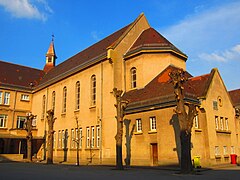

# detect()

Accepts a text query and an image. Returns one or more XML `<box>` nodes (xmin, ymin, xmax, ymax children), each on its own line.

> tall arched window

<box><xmin>131</xmin><ymin>67</ymin><xmax>137</xmax><ymax>88</ymax></box>
<box><xmin>75</xmin><ymin>81</ymin><xmax>80</xmax><ymax>110</ymax></box>
<box><xmin>42</xmin><ymin>95</ymin><xmax>46</xmax><ymax>119</ymax></box>
<box><xmin>62</xmin><ymin>87</ymin><xmax>67</xmax><ymax>113</ymax></box>
<box><xmin>91</xmin><ymin>75</ymin><xmax>96</xmax><ymax>106</ymax></box>
<box><xmin>52</xmin><ymin>91</ymin><xmax>56</xmax><ymax>111</ymax></box>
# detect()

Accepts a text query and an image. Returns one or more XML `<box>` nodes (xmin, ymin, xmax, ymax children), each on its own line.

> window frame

<box><xmin>220</xmin><ymin>117</ymin><xmax>224</xmax><ymax>130</ymax></box>
<box><xmin>136</xmin><ymin>119</ymin><xmax>142</xmax><ymax>132</ymax></box>
<box><xmin>90</xmin><ymin>75</ymin><xmax>96</xmax><ymax>106</ymax></box>
<box><xmin>86</xmin><ymin>127</ymin><xmax>90</xmax><ymax>148</ymax></box>
<box><xmin>21</xmin><ymin>94</ymin><xmax>30</xmax><ymax>101</ymax></box>
<box><xmin>91</xmin><ymin>127</ymin><xmax>95</xmax><ymax>148</ymax></box>
<box><xmin>0</xmin><ymin>91</ymin><xmax>2</xmax><ymax>104</ymax></box>
<box><xmin>215</xmin><ymin>116</ymin><xmax>219</xmax><ymax>130</ymax></box>
<box><xmin>52</xmin><ymin>91</ymin><xmax>56</xmax><ymax>111</ymax></box>
<box><xmin>96</xmin><ymin>126</ymin><xmax>100</xmax><ymax>148</ymax></box>
<box><xmin>62</xmin><ymin>87</ymin><xmax>67</xmax><ymax>113</ymax></box>
<box><xmin>150</xmin><ymin>116</ymin><xmax>157</xmax><ymax>131</ymax></box>
<box><xmin>61</xmin><ymin>130</ymin><xmax>65</xmax><ymax>149</ymax></box>
<box><xmin>0</xmin><ymin>114</ymin><xmax>7</xmax><ymax>128</ymax></box>
<box><xmin>58</xmin><ymin>130</ymin><xmax>61</xmax><ymax>149</ymax></box>
<box><xmin>17</xmin><ymin>116</ymin><xmax>26</xmax><ymax>129</ymax></box>
<box><xmin>130</xmin><ymin>67</ymin><xmax>137</xmax><ymax>89</ymax></box>
<box><xmin>213</xmin><ymin>100</ymin><xmax>218</xmax><ymax>110</ymax></box>
<box><xmin>79</xmin><ymin>128</ymin><xmax>82</xmax><ymax>149</ymax></box>
<box><xmin>42</xmin><ymin>95</ymin><xmax>46</xmax><ymax>119</ymax></box>
<box><xmin>75</xmin><ymin>81</ymin><xmax>80</xmax><ymax>110</ymax></box>
<box><xmin>225</xmin><ymin>118</ymin><xmax>229</xmax><ymax>131</ymax></box>
<box><xmin>4</xmin><ymin>92</ymin><xmax>10</xmax><ymax>105</ymax></box>
<box><xmin>71</xmin><ymin>128</ymin><xmax>75</xmax><ymax>149</ymax></box>
<box><xmin>53</xmin><ymin>131</ymin><xmax>56</xmax><ymax>150</ymax></box>
<box><xmin>215</xmin><ymin>146</ymin><xmax>220</xmax><ymax>156</ymax></box>
<box><xmin>223</xmin><ymin>146</ymin><xmax>228</xmax><ymax>155</ymax></box>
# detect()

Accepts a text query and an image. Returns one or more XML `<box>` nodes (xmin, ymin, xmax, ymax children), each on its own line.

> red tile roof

<box><xmin>229</xmin><ymin>89</ymin><xmax>240</xmax><ymax>107</ymax></box>
<box><xmin>38</xmin><ymin>23</ymin><xmax>132</xmax><ymax>87</ymax></box>
<box><xmin>0</xmin><ymin>60</ymin><xmax>44</xmax><ymax>89</ymax></box>
<box><xmin>125</xmin><ymin>28</ymin><xmax>187</xmax><ymax>59</ymax></box>
<box><xmin>123</xmin><ymin>66</ymin><xmax>213</xmax><ymax>112</ymax></box>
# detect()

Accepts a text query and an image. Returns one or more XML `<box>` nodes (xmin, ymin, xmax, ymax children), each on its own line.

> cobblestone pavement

<box><xmin>0</xmin><ymin>162</ymin><xmax>240</xmax><ymax>180</ymax></box>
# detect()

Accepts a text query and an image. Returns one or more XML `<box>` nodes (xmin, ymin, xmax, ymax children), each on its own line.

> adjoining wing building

<box><xmin>0</xmin><ymin>14</ymin><xmax>239</xmax><ymax>166</ymax></box>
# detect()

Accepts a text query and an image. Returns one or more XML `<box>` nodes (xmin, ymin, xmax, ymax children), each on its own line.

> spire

<box><xmin>44</xmin><ymin>35</ymin><xmax>57</xmax><ymax>73</ymax></box>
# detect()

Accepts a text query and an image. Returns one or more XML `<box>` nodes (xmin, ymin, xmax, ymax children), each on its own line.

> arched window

<box><xmin>131</xmin><ymin>67</ymin><xmax>137</xmax><ymax>88</ymax></box>
<box><xmin>42</xmin><ymin>95</ymin><xmax>46</xmax><ymax>119</ymax></box>
<box><xmin>52</xmin><ymin>91</ymin><xmax>56</xmax><ymax>111</ymax></box>
<box><xmin>62</xmin><ymin>87</ymin><xmax>67</xmax><ymax>113</ymax></box>
<box><xmin>75</xmin><ymin>81</ymin><xmax>80</xmax><ymax>110</ymax></box>
<box><xmin>91</xmin><ymin>75</ymin><xmax>96</xmax><ymax>106</ymax></box>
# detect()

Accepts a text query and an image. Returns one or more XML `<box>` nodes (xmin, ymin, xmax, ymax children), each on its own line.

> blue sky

<box><xmin>0</xmin><ymin>0</ymin><xmax>239</xmax><ymax>90</ymax></box>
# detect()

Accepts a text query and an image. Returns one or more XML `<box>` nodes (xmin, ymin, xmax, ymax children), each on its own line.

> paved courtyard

<box><xmin>0</xmin><ymin>162</ymin><xmax>240</xmax><ymax>180</ymax></box>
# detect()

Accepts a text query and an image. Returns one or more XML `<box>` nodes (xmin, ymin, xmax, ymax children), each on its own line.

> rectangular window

<box><xmin>220</xmin><ymin>117</ymin><xmax>224</xmax><ymax>130</ymax></box>
<box><xmin>86</xmin><ymin>127</ymin><xmax>90</xmax><ymax>148</ymax></box>
<box><xmin>75</xmin><ymin>82</ymin><xmax>80</xmax><ymax>110</ymax></box>
<box><xmin>136</xmin><ymin>119</ymin><xmax>142</xmax><ymax>132</ymax></box>
<box><xmin>96</xmin><ymin>126</ymin><xmax>100</xmax><ymax>148</ymax></box>
<box><xmin>53</xmin><ymin>132</ymin><xmax>56</xmax><ymax>150</ymax></box>
<box><xmin>215</xmin><ymin>146</ymin><xmax>220</xmax><ymax>156</ymax></box>
<box><xmin>71</xmin><ymin>129</ymin><xmax>75</xmax><ymax>149</ymax></box>
<box><xmin>231</xmin><ymin>146</ymin><xmax>235</xmax><ymax>154</ymax></box>
<box><xmin>52</xmin><ymin>91</ymin><xmax>56</xmax><ymax>111</ymax></box>
<box><xmin>75</xmin><ymin>128</ymin><xmax>78</xmax><ymax>149</ymax></box>
<box><xmin>17</xmin><ymin>116</ymin><xmax>26</xmax><ymax>129</ymax></box>
<box><xmin>4</xmin><ymin>92</ymin><xmax>10</xmax><ymax>105</ymax></box>
<box><xmin>215</xmin><ymin>116</ymin><xmax>219</xmax><ymax>130</ymax></box>
<box><xmin>0</xmin><ymin>91</ymin><xmax>3</xmax><ymax>104</ymax></box>
<box><xmin>42</xmin><ymin>95</ymin><xmax>46</xmax><ymax>119</ymax></box>
<box><xmin>79</xmin><ymin>128</ymin><xmax>82</xmax><ymax>149</ymax></box>
<box><xmin>91</xmin><ymin>75</ymin><xmax>96</xmax><ymax>106</ymax></box>
<box><xmin>213</xmin><ymin>101</ymin><xmax>218</xmax><ymax>110</ymax></box>
<box><xmin>225</xmin><ymin>118</ymin><xmax>229</xmax><ymax>131</ymax></box>
<box><xmin>61</xmin><ymin>130</ymin><xmax>65</xmax><ymax>149</ymax></box>
<box><xmin>62</xmin><ymin>87</ymin><xmax>67</xmax><ymax>113</ymax></box>
<box><xmin>0</xmin><ymin>115</ymin><xmax>7</xmax><ymax>128</ymax></box>
<box><xmin>58</xmin><ymin>130</ymin><xmax>61</xmax><ymax>149</ymax></box>
<box><xmin>194</xmin><ymin>115</ymin><xmax>199</xmax><ymax>129</ymax></box>
<box><xmin>223</xmin><ymin>146</ymin><xmax>228</xmax><ymax>155</ymax></box>
<box><xmin>91</xmin><ymin>127</ymin><xmax>95</xmax><ymax>148</ymax></box>
<box><xmin>150</xmin><ymin>116</ymin><xmax>157</xmax><ymax>131</ymax></box>
<box><xmin>21</xmin><ymin>94</ymin><xmax>29</xmax><ymax>101</ymax></box>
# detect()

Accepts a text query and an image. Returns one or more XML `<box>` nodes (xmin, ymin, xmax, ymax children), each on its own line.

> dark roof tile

<box><xmin>38</xmin><ymin>23</ymin><xmax>132</xmax><ymax>86</ymax></box>
<box><xmin>125</xmin><ymin>28</ymin><xmax>186</xmax><ymax>58</ymax></box>
<box><xmin>0</xmin><ymin>60</ymin><xmax>44</xmax><ymax>89</ymax></box>
<box><xmin>229</xmin><ymin>89</ymin><xmax>240</xmax><ymax>107</ymax></box>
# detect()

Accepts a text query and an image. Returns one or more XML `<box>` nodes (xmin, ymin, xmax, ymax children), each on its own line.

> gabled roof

<box><xmin>0</xmin><ymin>60</ymin><xmax>44</xmax><ymax>90</ymax></box>
<box><xmin>229</xmin><ymin>89</ymin><xmax>240</xmax><ymax>107</ymax></box>
<box><xmin>37</xmin><ymin>23</ymin><xmax>132</xmax><ymax>88</ymax></box>
<box><xmin>123</xmin><ymin>66</ymin><xmax>215</xmax><ymax>113</ymax></box>
<box><xmin>124</xmin><ymin>28</ymin><xmax>187</xmax><ymax>59</ymax></box>
<box><xmin>123</xmin><ymin>66</ymin><xmax>197</xmax><ymax>113</ymax></box>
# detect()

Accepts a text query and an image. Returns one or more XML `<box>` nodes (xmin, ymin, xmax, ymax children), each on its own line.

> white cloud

<box><xmin>160</xmin><ymin>1</ymin><xmax>240</xmax><ymax>57</ymax></box>
<box><xmin>199</xmin><ymin>44</ymin><xmax>240</xmax><ymax>62</ymax></box>
<box><xmin>0</xmin><ymin>0</ymin><xmax>52</xmax><ymax>21</ymax></box>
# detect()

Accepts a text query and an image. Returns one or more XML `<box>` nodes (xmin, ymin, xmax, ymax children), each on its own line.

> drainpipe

<box><xmin>12</xmin><ymin>90</ymin><xmax>17</xmax><ymax>129</ymax></box>
<box><xmin>100</xmin><ymin>61</ymin><xmax>103</xmax><ymax>164</ymax></box>
<box><xmin>43</xmin><ymin>88</ymin><xmax>49</xmax><ymax>160</ymax></box>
